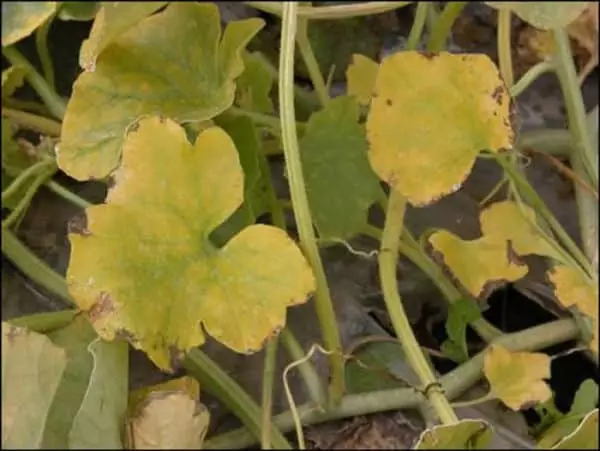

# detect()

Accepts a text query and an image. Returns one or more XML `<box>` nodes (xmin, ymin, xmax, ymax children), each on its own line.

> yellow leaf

<box><xmin>66</xmin><ymin>117</ymin><xmax>315</xmax><ymax>371</ymax></box>
<box><xmin>483</xmin><ymin>344</ymin><xmax>552</xmax><ymax>411</ymax></box>
<box><xmin>549</xmin><ymin>265</ymin><xmax>598</xmax><ymax>355</ymax></box>
<box><xmin>366</xmin><ymin>51</ymin><xmax>513</xmax><ymax>206</ymax></box>
<box><xmin>415</xmin><ymin>419</ymin><xmax>492</xmax><ymax>449</ymax></box>
<box><xmin>2</xmin><ymin>2</ymin><xmax>57</xmax><ymax>47</ymax></box>
<box><xmin>346</xmin><ymin>54</ymin><xmax>379</xmax><ymax>106</ymax></box>
<box><xmin>429</xmin><ymin>200</ymin><xmax>565</xmax><ymax>297</ymax></box>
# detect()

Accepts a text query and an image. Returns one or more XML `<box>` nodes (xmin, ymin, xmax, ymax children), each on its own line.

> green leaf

<box><xmin>415</xmin><ymin>419</ymin><xmax>493</xmax><ymax>449</ymax></box>
<box><xmin>68</xmin><ymin>338</ymin><xmax>129</xmax><ymax>448</ymax></box>
<box><xmin>366</xmin><ymin>51</ymin><xmax>514</xmax><ymax>206</ymax></box>
<box><xmin>58</xmin><ymin>3</ymin><xmax>264</xmax><ymax>181</ymax></box>
<box><xmin>58</xmin><ymin>1</ymin><xmax>100</xmax><ymax>21</ymax></box>
<box><xmin>345</xmin><ymin>341</ymin><xmax>420</xmax><ymax>394</ymax></box>
<box><xmin>79</xmin><ymin>1</ymin><xmax>166</xmax><ymax>69</ymax></box>
<box><xmin>300</xmin><ymin>96</ymin><xmax>381</xmax><ymax>240</ymax></box>
<box><xmin>1</xmin><ymin>322</ymin><xmax>67</xmax><ymax>448</ymax></box>
<box><xmin>570</xmin><ymin>380</ymin><xmax>599</xmax><ymax>417</ymax></box>
<box><xmin>440</xmin><ymin>298</ymin><xmax>482</xmax><ymax>363</ymax></box>
<box><xmin>66</xmin><ymin>117</ymin><xmax>315</xmax><ymax>371</ymax></box>
<box><xmin>552</xmin><ymin>409</ymin><xmax>599</xmax><ymax>449</ymax></box>
<box><xmin>41</xmin><ymin>315</ymin><xmax>97</xmax><ymax>448</ymax></box>
<box><xmin>1</xmin><ymin>1</ymin><xmax>57</xmax><ymax>47</ymax></box>
<box><xmin>236</xmin><ymin>51</ymin><xmax>275</xmax><ymax>114</ymax></box>
<box><xmin>486</xmin><ymin>2</ymin><xmax>589</xmax><ymax>30</ymax></box>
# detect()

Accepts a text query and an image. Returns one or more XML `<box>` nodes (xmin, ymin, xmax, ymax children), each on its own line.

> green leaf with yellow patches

<box><xmin>300</xmin><ymin>96</ymin><xmax>381</xmax><ymax>240</ymax></box>
<box><xmin>2</xmin><ymin>1</ymin><xmax>57</xmax><ymax>47</ymax></box>
<box><xmin>551</xmin><ymin>409</ymin><xmax>599</xmax><ymax>449</ymax></box>
<box><xmin>346</xmin><ymin>54</ymin><xmax>379</xmax><ymax>106</ymax></box>
<box><xmin>79</xmin><ymin>2</ymin><xmax>166</xmax><ymax>70</ymax></box>
<box><xmin>429</xmin><ymin>200</ymin><xmax>568</xmax><ymax>297</ymax></box>
<box><xmin>483</xmin><ymin>344</ymin><xmax>552</xmax><ymax>411</ymax></box>
<box><xmin>415</xmin><ymin>419</ymin><xmax>492</xmax><ymax>449</ymax></box>
<box><xmin>486</xmin><ymin>2</ymin><xmax>589</xmax><ymax>30</ymax></box>
<box><xmin>58</xmin><ymin>3</ymin><xmax>264</xmax><ymax>181</ymax></box>
<box><xmin>549</xmin><ymin>265</ymin><xmax>598</xmax><ymax>355</ymax></box>
<box><xmin>366</xmin><ymin>51</ymin><xmax>513</xmax><ymax>206</ymax></box>
<box><xmin>66</xmin><ymin>117</ymin><xmax>315</xmax><ymax>371</ymax></box>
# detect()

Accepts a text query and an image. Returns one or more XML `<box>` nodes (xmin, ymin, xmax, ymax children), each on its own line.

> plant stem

<box><xmin>3</xmin><ymin>164</ymin><xmax>57</xmax><ymax>229</ymax></box>
<box><xmin>406</xmin><ymin>2</ymin><xmax>429</xmax><ymax>50</ymax></box>
<box><xmin>2</xmin><ymin>159</ymin><xmax>54</xmax><ymax>204</ymax></box>
<box><xmin>35</xmin><ymin>14</ymin><xmax>56</xmax><ymax>91</ymax></box>
<box><xmin>553</xmin><ymin>29</ymin><xmax>599</xmax><ymax>272</ymax></box>
<box><xmin>496</xmin><ymin>154</ymin><xmax>594</xmax><ymax>279</ymax></box>
<box><xmin>497</xmin><ymin>9</ymin><xmax>514</xmax><ymax>89</ymax></box>
<box><xmin>362</xmin><ymin>225</ymin><xmax>502</xmax><ymax>342</ymax></box>
<box><xmin>379</xmin><ymin>191</ymin><xmax>457</xmax><ymax>424</ymax></box>
<box><xmin>183</xmin><ymin>349</ymin><xmax>292</xmax><ymax>449</ymax></box>
<box><xmin>510</xmin><ymin>60</ymin><xmax>555</xmax><ymax>98</ymax></box>
<box><xmin>261</xmin><ymin>337</ymin><xmax>279</xmax><ymax>449</ymax></box>
<box><xmin>1</xmin><ymin>228</ymin><xmax>74</xmax><ymax>306</ymax></box>
<box><xmin>296</xmin><ymin>18</ymin><xmax>329</xmax><ymax>107</ymax></box>
<box><xmin>45</xmin><ymin>180</ymin><xmax>93</xmax><ymax>209</ymax></box>
<box><xmin>2</xmin><ymin>107</ymin><xmax>61</xmax><ymax>136</ymax></box>
<box><xmin>245</xmin><ymin>1</ymin><xmax>412</xmax><ymax>20</ymax></box>
<box><xmin>204</xmin><ymin>318</ymin><xmax>579</xmax><ymax>449</ymax></box>
<box><xmin>279</xmin><ymin>2</ymin><xmax>345</xmax><ymax>407</ymax></box>
<box><xmin>516</xmin><ymin>128</ymin><xmax>572</xmax><ymax>157</ymax></box>
<box><xmin>2</xmin><ymin>47</ymin><xmax>66</xmax><ymax>120</ymax></box>
<box><xmin>229</xmin><ymin>106</ymin><xmax>306</xmax><ymax>134</ymax></box>
<box><xmin>426</xmin><ymin>2</ymin><xmax>467</xmax><ymax>52</ymax></box>
<box><xmin>553</xmin><ymin>29</ymin><xmax>598</xmax><ymax>189</ymax></box>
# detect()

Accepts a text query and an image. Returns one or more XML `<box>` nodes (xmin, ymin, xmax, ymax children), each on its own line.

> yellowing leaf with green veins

<box><xmin>483</xmin><ymin>344</ymin><xmax>552</xmax><ymax>411</ymax></box>
<box><xmin>549</xmin><ymin>265</ymin><xmax>598</xmax><ymax>354</ymax></box>
<box><xmin>58</xmin><ymin>3</ymin><xmax>264</xmax><ymax>181</ymax></box>
<box><xmin>79</xmin><ymin>2</ymin><xmax>166</xmax><ymax>70</ymax></box>
<box><xmin>236</xmin><ymin>52</ymin><xmax>275</xmax><ymax>114</ymax></box>
<box><xmin>346</xmin><ymin>54</ymin><xmax>379</xmax><ymax>106</ymax></box>
<box><xmin>127</xmin><ymin>393</ymin><xmax>210</xmax><ymax>449</ymax></box>
<box><xmin>550</xmin><ymin>409</ymin><xmax>599</xmax><ymax>449</ymax></box>
<box><xmin>366</xmin><ymin>51</ymin><xmax>513</xmax><ymax>206</ymax></box>
<box><xmin>414</xmin><ymin>419</ymin><xmax>492</xmax><ymax>449</ymax></box>
<box><xmin>486</xmin><ymin>2</ymin><xmax>589</xmax><ymax>30</ymax></box>
<box><xmin>2</xmin><ymin>322</ymin><xmax>66</xmax><ymax>448</ymax></box>
<box><xmin>1</xmin><ymin>1</ymin><xmax>57</xmax><ymax>47</ymax></box>
<box><xmin>66</xmin><ymin>117</ymin><xmax>315</xmax><ymax>371</ymax></box>
<box><xmin>300</xmin><ymin>96</ymin><xmax>381</xmax><ymax>240</ymax></box>
<box><xmin>429</xmin><ymin>200</ymin><xmax>567</xmax><ymax>297</ymax></box>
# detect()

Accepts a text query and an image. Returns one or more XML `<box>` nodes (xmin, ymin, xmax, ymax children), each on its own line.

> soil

<box><xmin>1</xmin><ymin>2</ymin><xmax>598</xmax><ymax>449</ymax></box>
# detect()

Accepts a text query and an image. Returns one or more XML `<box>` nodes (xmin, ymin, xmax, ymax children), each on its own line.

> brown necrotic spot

<box><xmin>168</xmin><ymin>345</ymin><xmax>184</xmax><ymax>372</ymax></box>
<box><xmin>385</xmin><ymin>98</ymin><xmax>393</xmax><ymax>106</ymax></box>
<box><xmin>88</xmin><ymin>291</ymin><xmax>115</xmax><ymax>323</ymax></box>
<box><xmin>420</xmin><ymin>51</ymin><xmax>438</xmax><ymax>60</ymax></box>
<box><xmin>491</xmin><ymin>85</ymin><xmax>504</xmax><ymax>105</ymax></box>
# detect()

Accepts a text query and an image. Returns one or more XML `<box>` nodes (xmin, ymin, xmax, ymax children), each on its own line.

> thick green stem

<box><xmin>2</xmin><ymin>47</ymin><xmax>66</xmax><ymax>120</ymax></box>
<box><xmin>406</xmin><ymin>2</ymin><xmax>429</xmax><ymax>50</ymax></box>
<box><xmin>261</xmin><ymin>338</ymin><xmax>279</xmax><ymax>449</ymax></box>
<box><xmin>497</xmin><ymin>9</ymin><xmax>514</xmax><ymax>89</ymax></box>
<box><xmin>229</xmin><ymin>106</ymin><xmax>306</xmax><ymax>135</ymax></box>
<box><xmin>2</xmin><ymin>107</ymin><xmax>61</xmax><ymax>136</ymax></box>
<box><xmin>2</xmin><ymin>159</ymin><xmax>54</xmax><ymax>204</ymax></box>
<box><xmin>426</xmin><ymin>2</ymin><xmax>467</xmax><ymax>52</ymax></box>
<box><xmin>510</xmin><ymin>60</ymin><xmax>555</xmax><ymax>98</ymax></box>
<box><xmin>279</xmin><ymin>2</ymin><xmax>345</xmax><ymax>407</ymax></box>
<box><xmin>246</xmin><ymin>1</ymin><xmax>412</xmax><ymax>20</ymax></box>
<box><xmin>553</xmin><ymin>29</ymin><xmax>599</xmax><ymax>272</ymax></box>
<box><xmin>183</xmin><ymin>349</ymin><xmax>291</xmax><ymax>449</ymax></box>
<box><xmin>45</xmin><ymin>180</ymin><xmax>93</xmax><ymax>209</ymax></box>
<box><xmin>295</xmin><ymin>18</ymin><xmax>329</xmax><ymax>107</ymax></box>
<box><xmin>35</xmin><ymin>14</ymin><xmax>56</xmax><ymax>91</ymax></box>
<box><xmin>363</xmin><ymin>225</ymin><xmax>502</xmax><ymax>342</ymax></box>
<box><xmin>379</xmin><ymin>191</ymin><xmax>457</xmax><ymax>424</ymax></box>
<box><xmin>516</xmin><ymin>128</ymin><xmax>572</xmax><ymax>157</ymax></box>
<box><xmin>205</xmin><ymin>318</ymin><xmax>579</xmax><ymax>449</ymax></box>
<box><xmin>1</xmin><ymin>228</ymin><xmax>74</xmax><ymax>306</ymax></box>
